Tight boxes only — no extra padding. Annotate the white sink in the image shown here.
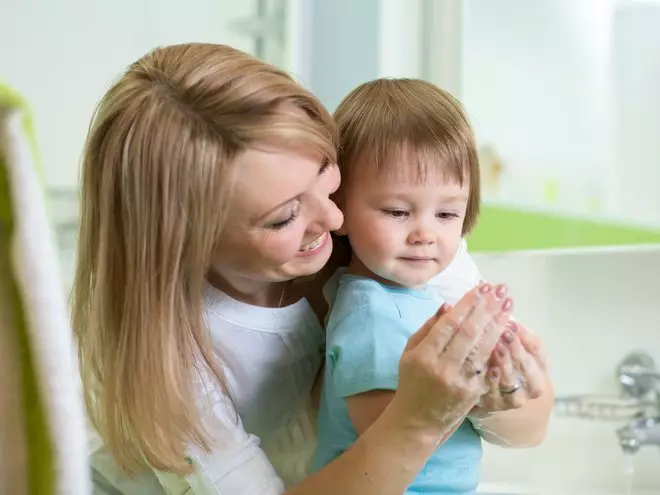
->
[478,483,659,495]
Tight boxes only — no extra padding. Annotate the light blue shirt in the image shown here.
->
[313,274,482,494]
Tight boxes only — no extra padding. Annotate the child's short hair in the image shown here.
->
[334,78,480,234]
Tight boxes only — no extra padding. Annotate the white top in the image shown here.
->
[89,240,481,494]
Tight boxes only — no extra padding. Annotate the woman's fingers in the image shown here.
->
[507,332,545,400]
[497,347,519,392]
[468,303,512,373]
[517,323,549,372]
[415,293,478,367]
[469,323,551,417]
[404,303,452,352]
[485,364,501,399]
[443,284,513,369]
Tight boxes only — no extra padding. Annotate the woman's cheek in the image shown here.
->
[269,226,307,261]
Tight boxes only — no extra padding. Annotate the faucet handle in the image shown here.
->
[617,351,659,400]
[617,414,660,454]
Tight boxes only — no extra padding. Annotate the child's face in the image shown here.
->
[342,161,468,288]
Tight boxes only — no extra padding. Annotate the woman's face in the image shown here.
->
[211,144,343,292]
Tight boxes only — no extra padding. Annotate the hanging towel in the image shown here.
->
[0,82,90,494]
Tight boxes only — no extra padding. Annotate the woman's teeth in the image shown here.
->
[300,233,326,251]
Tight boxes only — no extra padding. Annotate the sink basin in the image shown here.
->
[477,483,659,495]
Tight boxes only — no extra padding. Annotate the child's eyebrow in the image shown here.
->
[439,194,469,203]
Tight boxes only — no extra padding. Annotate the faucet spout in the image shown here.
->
[617,416,660,454]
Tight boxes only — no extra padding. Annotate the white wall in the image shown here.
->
[3,0,425,190]
[307,0,423,113]
[306,0,380,112]
[612,2,660,226]
[460,0,660,228]
[1,0,258,191]
[474,246,660,493]
[462,0,616,216]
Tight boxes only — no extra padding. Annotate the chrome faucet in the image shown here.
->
[617,414,660,453]
[615,351,660,454]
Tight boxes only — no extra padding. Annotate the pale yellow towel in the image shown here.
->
[0,84,90,494]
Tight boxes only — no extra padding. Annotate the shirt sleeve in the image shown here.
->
[428,238,483,305]
[181,387,286,495]
[89,386,285,495]
[327,306,410,398]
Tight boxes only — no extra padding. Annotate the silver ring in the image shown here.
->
[500,375,523,395]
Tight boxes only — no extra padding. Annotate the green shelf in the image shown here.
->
[467,204,660,252]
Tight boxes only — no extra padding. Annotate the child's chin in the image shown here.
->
[404,273,437,288]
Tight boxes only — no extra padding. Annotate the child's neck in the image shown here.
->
[347,256,425,290]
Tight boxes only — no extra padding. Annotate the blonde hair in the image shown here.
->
[334,78,480,234]
[72,43,337,475]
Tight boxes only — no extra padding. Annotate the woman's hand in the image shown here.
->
[471,320,548,415]
[391,283,514,435]
[466,320,553,448]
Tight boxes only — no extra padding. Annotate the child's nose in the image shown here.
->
[407,228,435,245]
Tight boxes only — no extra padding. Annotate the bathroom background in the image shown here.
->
[2,0,659,493]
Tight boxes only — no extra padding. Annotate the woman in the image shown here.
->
[74,43,551,494]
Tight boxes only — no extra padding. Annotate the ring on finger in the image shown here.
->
[499,374,524,395]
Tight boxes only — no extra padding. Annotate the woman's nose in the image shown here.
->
[309,195,344,233]
[307,165,343,233]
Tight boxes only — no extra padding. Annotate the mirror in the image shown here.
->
[456,0,660,252]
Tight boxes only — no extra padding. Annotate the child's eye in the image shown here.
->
[383,209,409,218]
[436,212,460,220]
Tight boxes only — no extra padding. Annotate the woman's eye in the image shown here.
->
[319,161,333,175]
[267,215,296,230]
[266,203,300,229]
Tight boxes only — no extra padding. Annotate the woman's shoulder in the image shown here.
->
[89,387,285,495]
[88,431,167,494]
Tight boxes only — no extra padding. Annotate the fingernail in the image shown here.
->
[501,331,514,344]
[502,298,513,312]
[507,321,518,333]
[495,284,508,298]
[480,283,492,294]
[436,303,450,317]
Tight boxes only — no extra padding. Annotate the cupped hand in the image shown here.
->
[470,319,548,416]
[391,283,514,434]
